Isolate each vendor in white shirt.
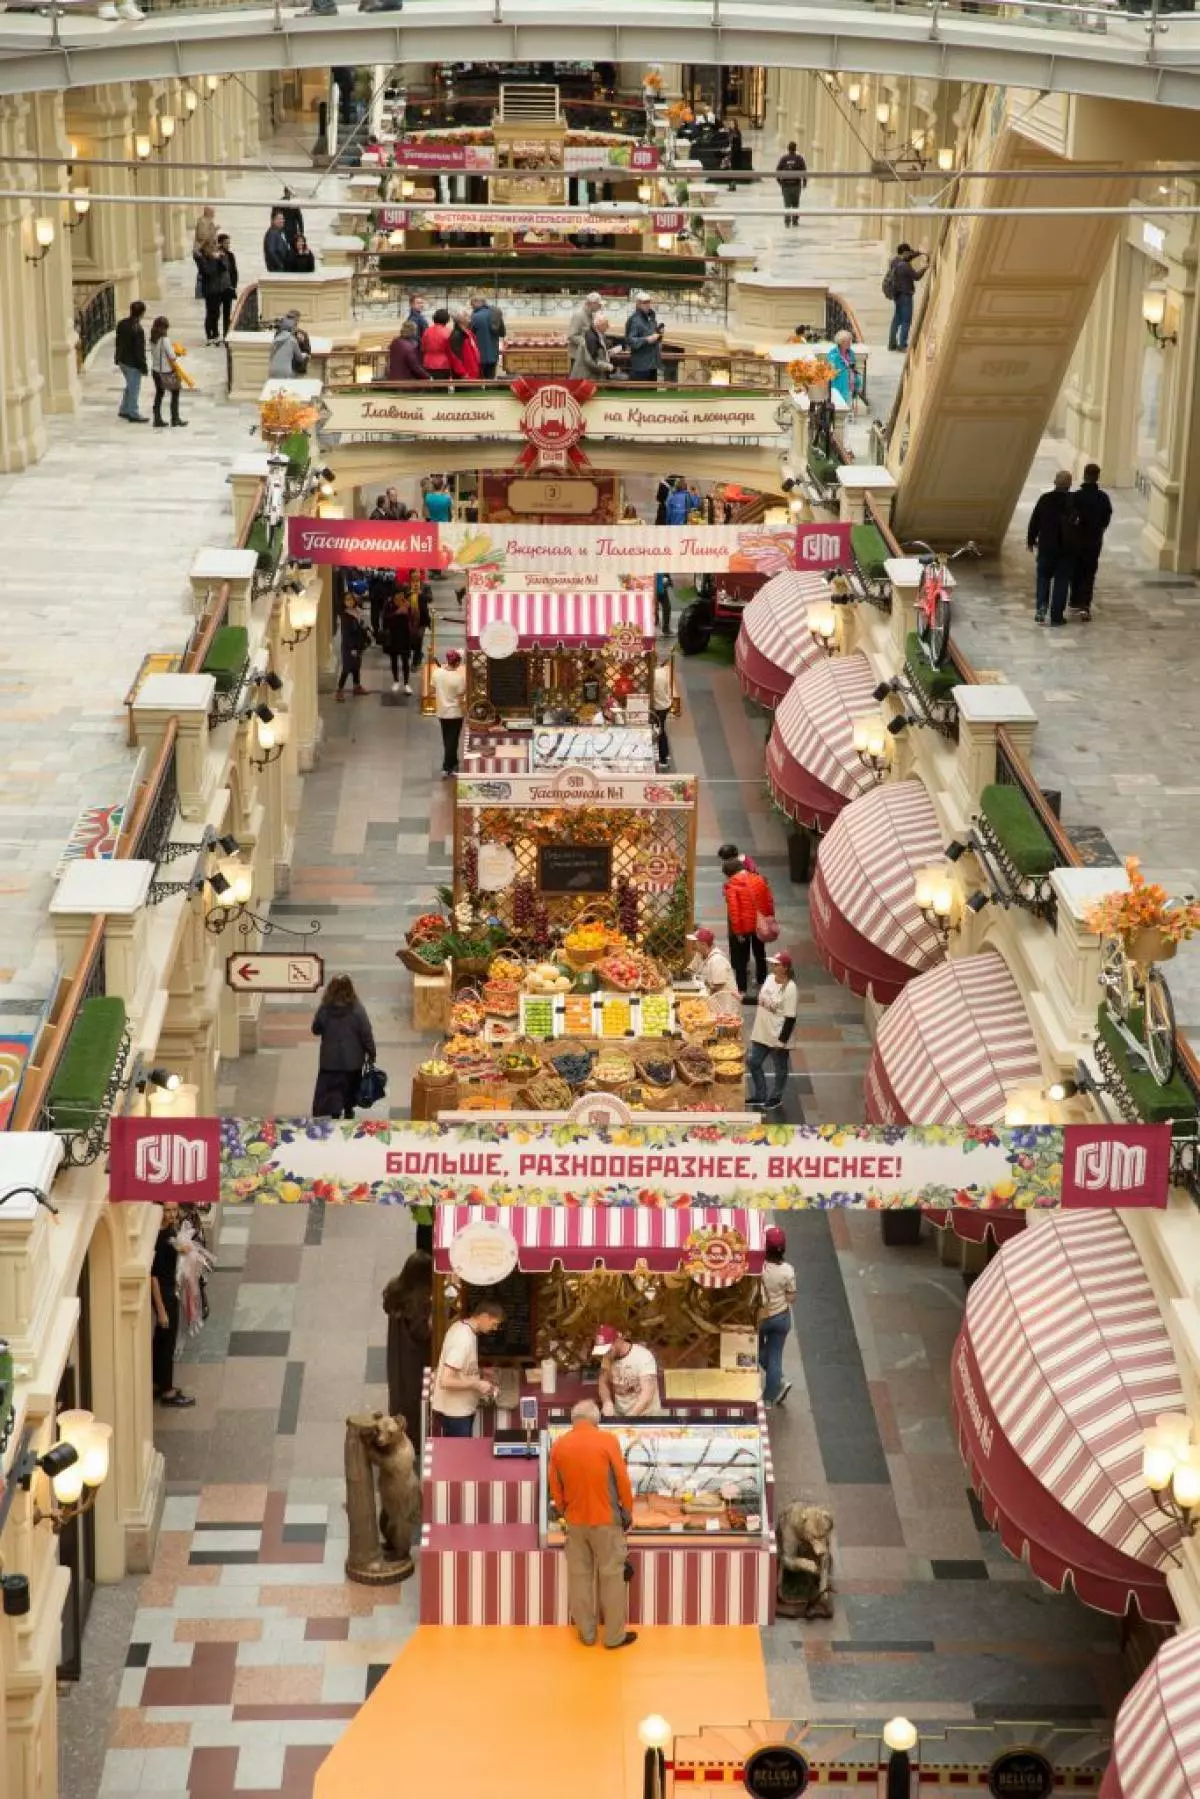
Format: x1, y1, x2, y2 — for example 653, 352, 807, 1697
747, 950, 798, 1113
686, 925, 739, 1001
597, 1326, 661, 1418
652, 658, 675, 772
430, 1296, 505, 1437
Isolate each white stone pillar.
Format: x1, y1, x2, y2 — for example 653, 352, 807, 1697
0, 96, 48, 471
131, 674, 218, 821
49, 860, 154, 1003
28, 95, 83, 416
132, 85, 165, 300
1140, 239, 1200, 571
949, 684, 1038, 822
836, 464, 896, 525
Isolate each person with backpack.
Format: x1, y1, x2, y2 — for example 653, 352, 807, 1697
721, 855, 776, 1002
469, 295, 506, 379
1027, 469, 1077, 628
1068, 463, 1113, 622
310, 975, 376, 1118
884, 243, 928, 352
775, 141, 807, 227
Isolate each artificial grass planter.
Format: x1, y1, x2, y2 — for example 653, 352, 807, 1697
202, 626, 249, 695
280, 430, 310, 478
851, 523, 889, 580
247, 517, 284, 572
46, 996, 127, 1132
904, 631, 958, 701
979, 784, 1058, 880
1095, 1004, 1196, 1129
807, 447, 839, 488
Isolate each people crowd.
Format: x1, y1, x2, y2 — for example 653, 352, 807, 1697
1027, 464, 1113, 625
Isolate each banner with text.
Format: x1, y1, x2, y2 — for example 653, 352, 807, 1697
320, 388, 787, 445
408, 207, 645, 235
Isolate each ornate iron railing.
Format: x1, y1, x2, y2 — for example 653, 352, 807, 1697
10, 919, 106, 1133
73, 281, 116, 368
122, 723, 180, 867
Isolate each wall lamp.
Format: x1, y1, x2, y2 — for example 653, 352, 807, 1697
17, 1411, 112, 1534
808, 607, 840, 656
883, 1719, 919, 1799
1143, 1413, 1200, 1540
914, 866, 960, 939
65, 190, 91, 232
184, 89, 199, 119
1143, 287, 1177, 347
25, 217, 55, 265
135, 1067, 181, 1095
852, 715, 891, 781
281, 584, 319, 647
248, 704, 289, 768
1045, 1078, 1080, 1103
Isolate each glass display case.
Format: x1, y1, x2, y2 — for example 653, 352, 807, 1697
541, 1420, 768, 1546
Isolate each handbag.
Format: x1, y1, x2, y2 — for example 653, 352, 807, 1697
754, 912, 780, 944
356, 1061, 388, 1108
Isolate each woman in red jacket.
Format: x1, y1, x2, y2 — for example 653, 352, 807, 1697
448, 308, 481, 379
421, 308, 453, 376
721, 856, 774, 1001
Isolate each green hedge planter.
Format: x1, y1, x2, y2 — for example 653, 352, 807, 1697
247, 518, 284, 573
46, 996, 127, 1133
904, 631, 958, 701
1096, 1004, 1196, 1129
851, 523, 889, 580
202, 625, 249, 695
807, 448, 839, 488
280, 429, 310, 479
376, 250, 707, 291
979, 784, 1058, 880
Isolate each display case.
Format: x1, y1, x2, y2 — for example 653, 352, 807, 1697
541, 1419, 768, 1546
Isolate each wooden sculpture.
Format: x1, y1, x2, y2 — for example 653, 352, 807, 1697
344, 1411, 420, 1585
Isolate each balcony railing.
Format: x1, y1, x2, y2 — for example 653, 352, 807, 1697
73, 281, 115, 370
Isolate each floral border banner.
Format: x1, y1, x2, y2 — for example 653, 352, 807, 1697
218, 1118, 1171, 1212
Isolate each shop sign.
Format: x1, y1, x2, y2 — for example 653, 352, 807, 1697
512, 377, 594, 475
377, 206, 408, 231
531, 728, 657, 771
680, 1225, 750, 1289
455, 769, 696, 810
319, 389, 788, 447
743, 1745, 809, 1798
1060, 1123, 1170, 1209
286, 517, 444, 571
209, 1119, 1172, 1210
651, 209, 684, 233
435, 523, 802, 580
793, 522, 854, 571
410, 207, 640, 235
448, 1219, 519, 1286
395, 142, 493, 171
562, 144, 661, 172
110, 1117, 221, 1204
986, 1749, 1055, 1799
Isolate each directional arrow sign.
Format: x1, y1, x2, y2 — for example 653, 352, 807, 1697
225, 952, 325, 994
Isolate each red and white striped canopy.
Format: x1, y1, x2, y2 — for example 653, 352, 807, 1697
808, 779, 947, 1005
734, 569, 829, 708
864, 951, 1042, 1127
953, 1210, 1184, 1622
462, 732, 529, 775
1101, 1629, 1200, 1799
434, 1204, 765, 1275
466, 588, 655, 649
765, 652, 880, 834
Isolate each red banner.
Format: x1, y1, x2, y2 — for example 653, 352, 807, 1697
651, 210, 685, 234
1060, 1124, 1171, 1209
631, 145, 661, 171
109, 1118, 221, 1204
793, 521, 855, 571
286, 517, 446, 571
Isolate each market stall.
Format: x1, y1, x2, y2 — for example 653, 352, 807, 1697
764, 651, 882, 835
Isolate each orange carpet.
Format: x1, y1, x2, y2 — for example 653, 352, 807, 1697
315, 1625, 768, 1798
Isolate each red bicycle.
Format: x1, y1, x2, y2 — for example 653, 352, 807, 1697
909, 539, 979, 669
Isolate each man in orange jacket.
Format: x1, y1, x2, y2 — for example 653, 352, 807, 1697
548, 1400, 638, 1650
721, 855, 774, 1002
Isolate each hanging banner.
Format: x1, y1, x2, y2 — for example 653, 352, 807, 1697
457, 769, 695, 808
409, 207, 642, 235
396, 142, 493, 171
286, 516, 443, 571
319, 387, 787, 446
794, 521, 855, 570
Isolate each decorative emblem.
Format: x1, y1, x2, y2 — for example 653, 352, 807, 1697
511, 377, 595, 474
680, 1225, 750, 1290
633, 849, 681, 892
448, 1220, 519, 1287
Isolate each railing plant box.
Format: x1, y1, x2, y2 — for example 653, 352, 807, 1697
1095, 1005, 1198, 1130
978, 784, 1057, 880
903, 632, 958, 703
202, 626, 250, 695
45, 997, 128, 1133
850, 523, 889, 581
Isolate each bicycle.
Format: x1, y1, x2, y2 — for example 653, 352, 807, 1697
1098, 928, 1178, 1086
907, 539, 980, 670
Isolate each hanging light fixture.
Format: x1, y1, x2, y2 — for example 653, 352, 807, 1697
134, 133, 152, 161
937, 146, 955, 172
282, 585, 319, 647
184, 88, 199, 116
22, 1410, 113, 1532
158, 113, 176, 144
65, 189, 91, 232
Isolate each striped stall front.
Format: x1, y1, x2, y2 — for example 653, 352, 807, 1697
462, 732, 530, 776
1100, 1628, 1200, 1799
466, 588, 655, 649
433, 1203, 766, 1274
734, 569, 829, 708
765, 651, 881, 834
953, 1210, 1185, 1622
808, 779, 947, 1005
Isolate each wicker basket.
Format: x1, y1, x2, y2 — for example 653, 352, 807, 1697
589, 1056, 636, 1094
397, 945, 446, 976
452, 954, 494, 983
1124, 927, 1178, 966
675, 1053, 715, 1088
517, 1072, 573, 1112
561, 901, 622, 972
549, 1042, 596, 1089
635, 1050, 677, 1088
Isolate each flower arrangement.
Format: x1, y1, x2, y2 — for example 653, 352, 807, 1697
260, 395, 318, 441
787, 355, 835, 389
1084, 856, 1200, 952
643, 69, 664, 93
666, 101, 694, 128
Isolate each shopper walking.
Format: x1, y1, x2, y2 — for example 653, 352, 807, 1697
665, 476, 699, 524
336, 597, 369, 699
381, 581, 429, 694
1068, 462, 1113, 621
382, 1249, 433, 1454
884, 243, 928, 352
469, 295, 506, 378
775, 141, 807, 227
1027, 469, 1077, 628
432, 648, 467, 774
310, 974, 376, 1118
114, 299, 149, 422
746, 951, 798, 1112
151, 1204, 195, 1408
652, 657, 674, 770
567, 291, 603, 366
654, 570, 673, 636
722, 854, 775, 1000
149, 318, 187, 428
198, 235, 238, 345
757, 1226, 796, 1406
548, 1399, 638, 1651
430, 1297, 504, 1438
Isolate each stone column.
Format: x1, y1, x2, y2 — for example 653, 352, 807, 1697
1064, 233, 1142, 488
836, 464, 896, 525
0, 96, 49, 471
65, 85, 143, 317
132, 85, 165, 300
28, 95, 83, 415
131, 673, 218, 821
948, 684, 1038, 825
48, 859, 154, 1002
1140, 239, 1200, 571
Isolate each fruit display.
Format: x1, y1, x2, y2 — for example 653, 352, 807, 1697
500, 1044, 541, 1077
552, 1047, 595, 1087
599, 996, 633, 1037
560, 994, 592, 1035
489, 954, 526, 984
596, 949, 664, 994
449, 996, 485, 1033
710, 1042, 746, 1081
677, 997, 715, 1037
417, 1058, 453, 1079
676, 1047, 716, 1086
521, 995, 556, 1039
592, 1050, 635, 1088
408, 912, 450, 945
443, 1035, 498, 1076
482, 978, 521, 1016
563, 919, 626, 970
525, 962, 573, 994
636, 1052, 676, 1087
517, 1071, 573, 1111
639, 993, 672, 1036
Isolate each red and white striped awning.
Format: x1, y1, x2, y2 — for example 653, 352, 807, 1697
953, 1209, 1184, 1623
765, 652, 880, 834
462, 732, 530, 775
1101, 1629, 1200, 1799
434, 1204, 766, 1275
466, 589, 655, 650
735, 569, 829, 708
808, 779, 947, 1005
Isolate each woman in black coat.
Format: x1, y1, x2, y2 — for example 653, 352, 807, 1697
311, 975, 376, 1117
379, 583, 431, 695
382, 1250, 433, 1453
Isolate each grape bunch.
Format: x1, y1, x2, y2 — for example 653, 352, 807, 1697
462, 843, 479, 892
512, 881, 534, 934
616, 880, 640, 939
532, 900, 551, 952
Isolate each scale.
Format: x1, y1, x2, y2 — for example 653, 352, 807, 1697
492, 1396, 541, 1459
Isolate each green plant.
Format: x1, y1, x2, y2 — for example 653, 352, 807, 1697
979, 785, 1057, 880
1096, 1005, 1196, 1129
202, 625, 249, 695
904, 631, 958, 701
850, 523, 889, 581
47, 997, 127, 1131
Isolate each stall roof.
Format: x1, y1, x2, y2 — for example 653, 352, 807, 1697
734, 569, 829, 709
1103, 1627, 1200, 1799
766, 651, 879, 834
467, 589, 656, 650
434, 1203, 765, 1274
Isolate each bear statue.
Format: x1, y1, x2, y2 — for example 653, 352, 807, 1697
775, 1502, 834, 1619
364, 1412, 421, 1570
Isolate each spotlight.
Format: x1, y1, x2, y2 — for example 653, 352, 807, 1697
965, 891, 990, 914
945, 839, 967, 861
781, 478, 796, 494
148, 1068, 181, 1092
253, 703, 275, 726
1046, 1078, 1080, 1103
31, 1441, 79, 1483
873, 680, 893, 702
208, 870, 231, 898
217, 833, 240, 857
886, 715, 908, 736
257, 670, 283, 692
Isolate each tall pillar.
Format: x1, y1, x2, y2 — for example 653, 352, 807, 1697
1140, 237, 1200, 571
0, 96, 48, 469
28, 95, 83, 415
65, 84, 142, 316
132, 85, 164, 299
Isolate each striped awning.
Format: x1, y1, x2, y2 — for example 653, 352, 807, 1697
953, 1210, 1184, 1622
765, 652, 881, 834
808, 779, 947, 1005
434, 1204, 765, 1275
462, 732, 530, 775
466, 589, 655, 650
1101, 1629, 1200, 1799
734, 569, 830, 708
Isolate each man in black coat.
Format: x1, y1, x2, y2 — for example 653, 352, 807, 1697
263, 209, 291, 272
114, 299, 149, 422
1068, 463, 1113, 621
1027, 470, 1077, 628
776, 142, 807, 227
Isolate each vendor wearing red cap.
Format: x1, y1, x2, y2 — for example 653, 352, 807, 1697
597, 1325, 661, 1418
686, 926, 738, 1001
758, 1226, 796, 1406
432, 647, 467, 776
747, 950, 798, 1113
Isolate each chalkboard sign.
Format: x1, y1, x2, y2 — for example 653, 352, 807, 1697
464, 1270, 535, 1362
486, 654, 530, 711
538, 842, 613, 894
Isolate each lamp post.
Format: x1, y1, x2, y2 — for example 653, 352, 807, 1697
1143, 1413, 1200, 1535
637, 1715, 671, 1799
882, 1717, 918, 1799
